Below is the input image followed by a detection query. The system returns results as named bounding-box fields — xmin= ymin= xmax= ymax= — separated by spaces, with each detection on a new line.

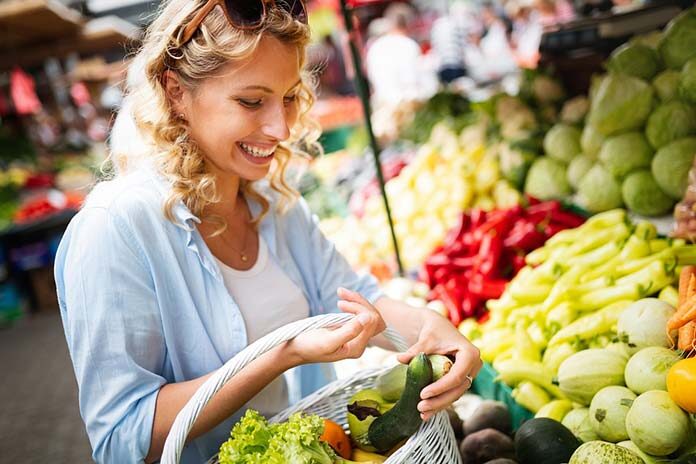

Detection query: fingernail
xmin=421 ymin=390 xmax=431 ymax=399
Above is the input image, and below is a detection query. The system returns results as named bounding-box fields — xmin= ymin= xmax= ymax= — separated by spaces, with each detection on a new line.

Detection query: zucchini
xmin=375 ymin=355 xmax=451 ymax=402
xmin=367 ymin=353 xmax=433 ymax=452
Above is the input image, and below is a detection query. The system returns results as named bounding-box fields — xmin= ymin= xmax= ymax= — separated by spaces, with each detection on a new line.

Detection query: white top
xmin=366 ymin=33 xmax=431 ymax=105
xmin=214 ymin=235 xmax=311 ymax=418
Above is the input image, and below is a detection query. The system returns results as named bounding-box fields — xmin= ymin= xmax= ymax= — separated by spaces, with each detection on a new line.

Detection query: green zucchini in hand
xmin=358 ymin=353 xmax=433 ymax=452
xmin=375 ymin=354 xmax=452 ymax=402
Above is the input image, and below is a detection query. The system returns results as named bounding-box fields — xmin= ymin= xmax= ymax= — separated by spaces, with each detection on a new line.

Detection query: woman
xmin=54 ymin=1 xmax=482 ymax=462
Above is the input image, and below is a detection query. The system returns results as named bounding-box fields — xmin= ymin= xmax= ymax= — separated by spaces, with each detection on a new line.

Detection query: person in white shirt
xmin=365 ymin=4 xmax=430 ymax=106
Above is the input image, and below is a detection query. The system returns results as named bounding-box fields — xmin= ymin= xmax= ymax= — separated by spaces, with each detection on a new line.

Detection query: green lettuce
xmin=218 ymin=410 xmax=338 ymax=464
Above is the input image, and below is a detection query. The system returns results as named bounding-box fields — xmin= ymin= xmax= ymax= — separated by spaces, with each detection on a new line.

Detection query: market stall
xmin=278 ymin=3 xmax=696 ymax=462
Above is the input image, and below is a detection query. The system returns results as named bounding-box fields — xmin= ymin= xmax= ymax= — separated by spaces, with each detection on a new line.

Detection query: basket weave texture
xmin=161 ymin=313 xmax=462 ymax=464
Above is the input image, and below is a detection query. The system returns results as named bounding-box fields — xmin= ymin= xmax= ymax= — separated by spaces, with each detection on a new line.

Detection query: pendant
xmin=240 ymin=253 xmax=248 ymax=263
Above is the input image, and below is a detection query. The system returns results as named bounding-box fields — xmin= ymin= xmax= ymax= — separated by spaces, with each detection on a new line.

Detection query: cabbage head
xmin=651 ymin=137 xmax=696 ymax=199
xmin=580 ymin=124 xmax=605 ymax=159
xmin=679 ymin=57 xmax=696 ymax=103
xmin=588 ymin=73 xmax=654 ymax=136
xmin=653 ymin=70 xmax=681 ymax=101
xmin=607 ymin=43 xmax=662 ymax=80
xmin=499 ymin=142 xmax=537 ymax=189
xmin=560 ymin=96 xmax=590 ymax=124
xmin=598 ymin=132 xmax=653 ymax=179
xmin=524 ymin=157 xmax=571 ymax=201
xmin=622 ymin=170 xmax=675 ymax=216
xmin=645 ymin=101 xmax=696 ymax=149
xmin=567 ymin=154 xmax=594 ymax=190
xmin=576 ymin=165 xmax=624 ymax=212
xmin=544 ymin=124 xmax=582 ymax=162
xmin=658 ymin=8 xmax=696 ymax=69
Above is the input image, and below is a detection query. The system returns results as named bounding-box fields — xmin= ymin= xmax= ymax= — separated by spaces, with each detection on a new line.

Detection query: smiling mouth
xmin=237 ymin=142 xmax=276 ymax=165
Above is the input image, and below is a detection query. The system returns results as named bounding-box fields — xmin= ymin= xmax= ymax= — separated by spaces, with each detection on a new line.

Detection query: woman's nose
xmin=261 ymin=104 xmax=291 ymax=141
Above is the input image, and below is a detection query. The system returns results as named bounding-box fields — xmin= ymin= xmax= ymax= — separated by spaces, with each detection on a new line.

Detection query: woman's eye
xmin=283 ymin=94 xmax=298 ymax=105
xmin=238 ymin=98 xmax=262 ymax=108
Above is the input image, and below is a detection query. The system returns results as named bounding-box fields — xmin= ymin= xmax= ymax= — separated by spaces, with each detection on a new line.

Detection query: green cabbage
xmin=499 ymin=142 xmax=537 ymax=189
xmin=679 ymin=57 xmax=696 ymax=103
xmin=607 ymin=43 xmax=662 ymax=80
xmin=587 ymin=73 xmax=654 ymax=136
xmin=645 ymin=101 xmax=696 ymax=148
xmin=658 ymin=8 xmax=696 ymax=69
xmin=653 ymin=70 xmax=681 ymax=101
xmin=581 ymin=125 xmax=605 ymax=159
xmin=576 ymin=165 xmax=624 ymax=213
xmin=630 ymin=30 xmax=663 ymax=50
xmin=598 ymin=132 xmax=653 ymax=179
xmin=621 ymin=170 xmax=675 ymax=217
xmin=561 ymin=96 xmax=590 ymax=125
xmin=544 ymin=124 xmax=582 ymax=162
xmin=567 ymin=154 xmax=594 ymax=190
xmin=524 ymin=157 xmax=571 ymax=200
xmin=651 ymin=137 xmax=696 ymax=199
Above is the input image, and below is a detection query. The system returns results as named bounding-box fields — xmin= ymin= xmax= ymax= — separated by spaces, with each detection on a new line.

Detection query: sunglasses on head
xmin=179 ymin=0 xmax=308 ymax=46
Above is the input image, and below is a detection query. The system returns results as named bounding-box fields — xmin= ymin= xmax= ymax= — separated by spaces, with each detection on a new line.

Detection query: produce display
xmin=461 ymin=210 xmax=694 ymax=365
xmin=323 ymin=126 xmax=521 ymax=269
xmin=516 ymin=9 xmax=696 ymax=217
xmin=420 ymin=200 xmax=585 ymax=325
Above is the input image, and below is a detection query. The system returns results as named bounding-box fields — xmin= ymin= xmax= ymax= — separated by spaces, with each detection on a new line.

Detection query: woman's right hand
xmin=284 ymin=287 xmax=386 ymax=365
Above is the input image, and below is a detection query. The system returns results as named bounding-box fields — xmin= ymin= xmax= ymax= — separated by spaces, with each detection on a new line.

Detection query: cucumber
xmin=375 ymin=355 xmax=451 ymax=402
xmin=367 ymin=353 xmax=433 ymax=452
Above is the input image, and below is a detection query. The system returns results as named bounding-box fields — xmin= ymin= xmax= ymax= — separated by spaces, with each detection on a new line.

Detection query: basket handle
xmin=161 ymin=313 xmax=409 ymax=463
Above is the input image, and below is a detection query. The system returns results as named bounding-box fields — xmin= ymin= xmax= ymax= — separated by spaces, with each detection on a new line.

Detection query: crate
xmin=471 ymin=362 xmax=534 ymax=431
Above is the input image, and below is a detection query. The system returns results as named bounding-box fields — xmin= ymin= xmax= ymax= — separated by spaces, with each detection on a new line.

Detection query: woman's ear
xmin=163 ymin=70 xmax=187 ymax=117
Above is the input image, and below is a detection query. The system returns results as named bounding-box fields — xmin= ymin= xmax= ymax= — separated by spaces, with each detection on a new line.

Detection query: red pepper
xmin=504 ymin=220 xmax=546 ymax=251
xmin=451 ymin=256 xmax=475 ymax=269
xmin=548 ymin=210 xmax=585 ymax=228
xmin=526 ymin=200 xmax=562 ymax=216
xmin=460 ymin=293 xmax=481 ymax=319
xmin=475 ymin=232 xmax=504 ymax=278
xmin=468 ymin=274 xmax=508 ymax=299
xmin=435 ymin=283 xmax=463 ymax=326
xmin=474 ymin=208 xmax=518 ymax=240
xmin=470 ymin=209 xmax=486 ymax=229
xmin=543 ymin=222 xmax=567 ymax=238
xmin=512 ymin=253 xmax=527 ymax=274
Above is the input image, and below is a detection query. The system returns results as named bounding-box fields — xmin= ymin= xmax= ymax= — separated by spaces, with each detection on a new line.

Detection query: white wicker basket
xmin=161 ymin=313 xmax=462 ymax=464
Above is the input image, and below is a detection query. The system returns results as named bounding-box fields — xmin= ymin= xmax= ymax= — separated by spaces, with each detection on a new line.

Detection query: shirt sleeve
xmin=54 ymin=206 xmax=165 ymax=463
xmin=295 ymin=197 xmax=383 ymax=314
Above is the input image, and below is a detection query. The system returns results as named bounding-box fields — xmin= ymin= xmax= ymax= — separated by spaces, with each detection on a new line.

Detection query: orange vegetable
xmin=668 ymin=268 xmax=696 ymax=344
xmin=678 ymin=322 xmax=696 ymax=355
xmin=320 ymin=418 xmax=351 ymax=459
xmin=667 ymin=357 xmax=696 ymax=413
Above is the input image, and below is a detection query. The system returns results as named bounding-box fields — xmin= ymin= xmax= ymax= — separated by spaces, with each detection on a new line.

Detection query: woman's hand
xmin=397 ymin=311 xmax=482 ymax=421
xmin=284 ymin=287 xmax=386 ymax=365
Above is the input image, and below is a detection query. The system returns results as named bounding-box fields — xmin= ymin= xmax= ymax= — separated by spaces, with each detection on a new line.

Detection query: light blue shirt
xmin=54 ymin=168 xmax=382 ymax=463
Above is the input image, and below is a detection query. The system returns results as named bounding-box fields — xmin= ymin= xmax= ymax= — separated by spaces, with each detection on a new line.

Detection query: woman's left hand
xmin=397 ymin=312 xmax=483 ymax=421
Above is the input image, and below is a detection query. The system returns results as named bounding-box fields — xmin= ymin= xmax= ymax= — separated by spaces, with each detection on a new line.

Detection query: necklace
xmin=219 ymin=207 xmax=252 ymax=263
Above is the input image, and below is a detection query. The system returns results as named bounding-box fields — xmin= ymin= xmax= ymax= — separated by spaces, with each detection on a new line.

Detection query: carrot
xmin=678 ymin=321 xmax=696 ymax=354
xmin=668 ymin=294 xmax=696 ymax=331
xmin=679 ymin=266 xmax=695 ymax=306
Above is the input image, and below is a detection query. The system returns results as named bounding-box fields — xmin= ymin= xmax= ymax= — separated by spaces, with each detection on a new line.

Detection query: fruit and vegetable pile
xmin=512 ymin=8 xmax=696 ymax=219
xmin=420 ymin=200 xmax=585 ymax=325
xmin=217 ymin=353 xmax=455 ymax=463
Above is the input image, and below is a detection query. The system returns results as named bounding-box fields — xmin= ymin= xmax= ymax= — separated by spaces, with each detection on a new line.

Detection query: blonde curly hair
xmin=122 ymin=0 xmax=321 ymax=230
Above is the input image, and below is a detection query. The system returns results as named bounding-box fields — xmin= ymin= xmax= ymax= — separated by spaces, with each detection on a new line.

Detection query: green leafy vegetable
xmin=607 ymin=43 xmax=662 ymax=80
xmin=587 ymin=73 xmax=654 ymax=136
xmin=218 ymin=410 xmax=337 ymax=464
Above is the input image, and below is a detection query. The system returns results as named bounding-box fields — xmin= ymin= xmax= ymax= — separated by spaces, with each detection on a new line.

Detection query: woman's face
xmin=178 ymin=35 xmax=302 ymax=182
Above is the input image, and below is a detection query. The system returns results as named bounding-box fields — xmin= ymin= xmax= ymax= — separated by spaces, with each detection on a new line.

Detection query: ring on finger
xmin=464 ymin=374 xmax=474 ymax=388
